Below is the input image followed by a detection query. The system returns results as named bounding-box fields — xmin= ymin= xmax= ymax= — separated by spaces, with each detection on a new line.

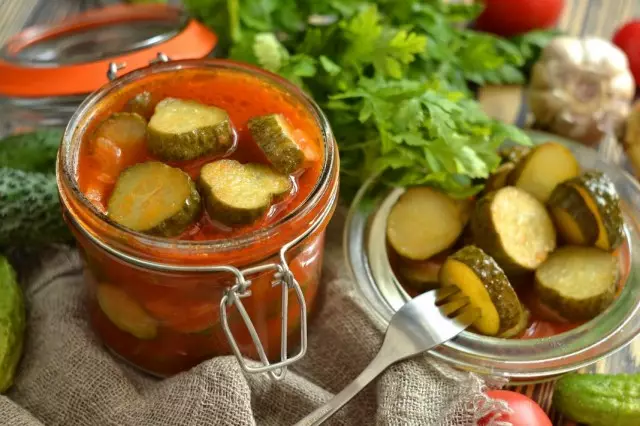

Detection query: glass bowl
xmin=344 ymin=130 xmax=640 ymax=384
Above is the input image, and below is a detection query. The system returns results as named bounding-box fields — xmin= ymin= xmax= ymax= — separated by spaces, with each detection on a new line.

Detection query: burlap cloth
xmin=0 ymin=211 xmax=506 ymax=425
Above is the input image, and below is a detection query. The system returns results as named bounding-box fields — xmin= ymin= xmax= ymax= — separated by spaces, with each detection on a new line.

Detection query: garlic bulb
xmin=529 ymin=36 xmax=635 ymax=145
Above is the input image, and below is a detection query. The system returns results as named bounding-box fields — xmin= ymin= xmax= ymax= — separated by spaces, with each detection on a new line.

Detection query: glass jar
xmin=56 ymin=60 xmax=339 ymax=378
xmin=0 ymin=4 xmax=217 ymax=137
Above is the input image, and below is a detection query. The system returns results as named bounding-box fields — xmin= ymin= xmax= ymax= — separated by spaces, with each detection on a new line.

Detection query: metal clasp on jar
xmin=106 ymin=52 xmax=171 ymax=81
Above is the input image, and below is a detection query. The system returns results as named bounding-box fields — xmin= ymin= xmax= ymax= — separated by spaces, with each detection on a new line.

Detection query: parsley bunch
xmin=185 ymin=0 xmax=534 ymax=198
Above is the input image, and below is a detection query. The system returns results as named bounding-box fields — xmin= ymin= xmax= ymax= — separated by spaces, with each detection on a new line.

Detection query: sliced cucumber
xmin=97 ymin=284 xmax=158 ymax=340
xmin=548 ymin=182 xmax=599 ymax=246
xmin=387 ymin=187 xmax=464 ymax=261
xmin=472 ymin=186 xmax=556 ymax=274
xmin=535 ymin=246 xmax=619 ymax=321
xmin=508 ymin=142 xmax=580 ymax=203
xmin=552 ymin=172 xmax=624 ymax=251
xmin=92 ymin=112 xmax=147 ymax=153
xmin=439 ymin=245 xmax=523 ymax=336
xmin=147 ymin=98 xmax=234 ymax=161
xmin=125 ymin=91 xmax=155 ymax=119
xmin=199 ymin=159 xmax=292 ymax=226
xmin=248 ymin=114 xmax=312 ymax=174
xmin=485 ymin=162 xmax=515 ymax=192
xmin=498 ymin=306 xmax=529 ymax=338
xmin=396 ymin=253 xmax=447 ymax=293
xmin=107 ymin=162 xmax=201 ymax=236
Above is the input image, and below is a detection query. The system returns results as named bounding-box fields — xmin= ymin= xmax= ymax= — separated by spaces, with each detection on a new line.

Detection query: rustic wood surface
xmin=1 ymin=1 xmax=639 ymax=425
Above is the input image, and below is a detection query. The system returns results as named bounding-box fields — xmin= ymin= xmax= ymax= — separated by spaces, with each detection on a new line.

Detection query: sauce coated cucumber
xmin=147 ymin=98 xmax=235 ymax=161
xmin=107 ymin=162 xmax=201 ymax=237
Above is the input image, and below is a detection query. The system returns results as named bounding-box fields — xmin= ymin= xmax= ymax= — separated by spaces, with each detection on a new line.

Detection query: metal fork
xmin=294 ymin=286 xmax=479 ymax=426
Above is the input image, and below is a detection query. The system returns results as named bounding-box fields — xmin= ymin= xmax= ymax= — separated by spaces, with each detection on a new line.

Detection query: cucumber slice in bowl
xmin=386 ymin=187 xmax=465 ymax=261
xmin=549 ymin=172 xmax=624 ymax=252
xmin=472 ymin=186 xmax=556 ymax=274
xmin=535 ymin=246 xmax=619 ymax=321
xmin=248 ymin=114 xmax=314 ymax=174
xmin=147 ymin=98 xmax=235 ymax=161
xmin=92 ymin=112 xmax=147 ymax=152
xmin=199 ymin=159 xmax=292 ymax=226
xmin=508 ymin=141 xmax=581 ymax=203
xmin=107 ymin=162 xmax=202 ymax=237
xmin=439 ymin=246 xmax=524 ymax=336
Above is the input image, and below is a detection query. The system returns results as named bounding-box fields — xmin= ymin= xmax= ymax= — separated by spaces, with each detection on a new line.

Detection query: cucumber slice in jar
xmin=248 ymin=114 xmax=311 ymax=174
xmin=547 ymin=182 xmax=599 ymax=246
xmin=484 ymin=162 xmax=516 ymax=192
xmin=199 ymin=159 xmax=292 ymax=226
xmin=107 ymin=162 xmax=201 ymax=237
xmin=147 ymin=98 xmax=234 ymax=161
xmin=396 ymin=253 xmax=448 ymax=293
xmin=499 ymin=145 xmax=531 ymax=164
xmin=535 ymin=246 xmax=619 ymax=321
xmin=92 ymin=112 xmax=147 ymax=152
xmin=549 ymin=172 xmax=624 ymax=251
xmin=498 ymin=306 xmax=530 ymax=338
xmin=439 ymin=246 xmax=523 ymax=336
xmin=386 ymin=187 xmax=465 ymax=261
xmin=508 ymin=142 xmax=581 ymax=203
xmin=125 ymin=91 xmax=155 ymax=120
xmin=471 ymin=186 xmax=556 ymax=274
xmin=97 ymin=284 xmax=158 ymax=340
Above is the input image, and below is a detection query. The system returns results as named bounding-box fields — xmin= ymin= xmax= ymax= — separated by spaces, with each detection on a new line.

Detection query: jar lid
xmin=0 ymin=4 xmax=217 ymax=98
xmin=344 ymin=130 xmax=640 ymax=383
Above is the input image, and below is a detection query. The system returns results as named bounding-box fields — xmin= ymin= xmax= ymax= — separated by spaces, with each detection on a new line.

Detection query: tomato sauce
xmin=77 ymin=67 xmax=323 ymax=240
xmin=66 ymin=65 xmax=337 ymax=376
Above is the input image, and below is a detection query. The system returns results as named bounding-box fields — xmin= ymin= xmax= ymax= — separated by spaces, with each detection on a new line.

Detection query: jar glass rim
xmin=58 ymin=59 xmax=337 ymax=256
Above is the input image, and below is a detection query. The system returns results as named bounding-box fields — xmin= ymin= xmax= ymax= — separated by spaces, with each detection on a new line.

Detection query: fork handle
xmin=293 ymin=352 xmax=392 ymax=426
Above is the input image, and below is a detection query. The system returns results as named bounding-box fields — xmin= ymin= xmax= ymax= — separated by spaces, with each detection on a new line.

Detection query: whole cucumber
xmin=553 ymin=373 xmax=640 ymax=426
xmin=0 ymin=168 xmax=71 ymax=247
xmin=0 ymin=255 xmax=25 ymax=393
xmin=0 ymin=129 xmax=62 ymax=174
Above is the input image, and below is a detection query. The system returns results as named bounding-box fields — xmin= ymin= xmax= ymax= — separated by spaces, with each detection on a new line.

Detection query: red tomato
xmin=479 ymin=390 xmax=552 ymax=426
xmin=475 ymin=0 xmax=565 ymax=37
xmin=613 ymin=20 xmax=640 ymax=86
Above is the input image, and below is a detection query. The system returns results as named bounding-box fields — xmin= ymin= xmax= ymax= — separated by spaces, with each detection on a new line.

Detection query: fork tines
xmin=434 ymin=286 xmax=480 ymax=326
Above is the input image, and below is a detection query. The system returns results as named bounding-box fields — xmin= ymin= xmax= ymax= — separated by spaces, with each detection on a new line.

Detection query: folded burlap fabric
xmin=0 ymin=212 xmax=506 ymax=426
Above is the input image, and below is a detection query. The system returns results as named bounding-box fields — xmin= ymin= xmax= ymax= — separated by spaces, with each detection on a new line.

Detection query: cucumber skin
xmin=484 ymin=162 xmax=514 ymax=193
xmin=0 ymin=129 xmax=62 ymax=174
xmin=548 ymin=182 xmax=599 ymax=245
xmin=0 ymin=168 xmax=71 ymax=247
xmin=248 ymin=115 xmax=305 ymax=174
xmin=108 ymin=163 xmax=202 ymax=237
xmin=499 ymin=145 xmax=531 ymax=165
xmin=147 ymin=120 xmax=234 ymax=161
xmin=199 ymin=182 xmax=268 ymax=226
xmin=554 ymin=373 xmax=640 ymax=426
xmin=125 ymin=92 xmax=154 ymax=120
xmin=570 ymin=171 xmax=624 ymax=251
xmin=147 ymin=180 xmax=202 ymax=237
xmin=0 ymin=256 xmax=25 ymax=393
xmin=445 ymin=246 xmax=523 ymax=335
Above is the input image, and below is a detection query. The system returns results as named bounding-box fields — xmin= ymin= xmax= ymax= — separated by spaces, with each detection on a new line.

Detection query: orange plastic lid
xmin=0 ymin=4 xmax=218 ymax=98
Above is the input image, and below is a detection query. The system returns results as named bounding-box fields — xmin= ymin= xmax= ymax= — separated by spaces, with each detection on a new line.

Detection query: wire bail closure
xmin=220 ymin=242 xmax=308 ymax=380
xmin=106 ymin=52 xmax=171 ymax=81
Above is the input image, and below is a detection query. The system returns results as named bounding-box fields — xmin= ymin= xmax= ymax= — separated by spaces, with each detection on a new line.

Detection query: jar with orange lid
xmin=0 ymin=4 xmax=217 ymax=136
xmin=56 ymin=59 xmax=339 ymax=377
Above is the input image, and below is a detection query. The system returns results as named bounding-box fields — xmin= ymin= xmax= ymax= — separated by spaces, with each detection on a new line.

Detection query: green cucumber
xmin=0 ymin=168 xmax=71 ymax=247
xmin=248 ymin=114 xmax=308 ymax=174
xmin=107 ymin=162 xmax=201 ymax=237
xmin=554 ymin=373 xmax=640 ymax=426
xmin=125 ymin=91 xmax=155 ymax=119
xmin=0 ymin=129 xmax=62 ymax=174
xmin=147 ymin=98 xmax=234 ymax=161
xmin=0 ymin=256 xmax=25 ymax=392
xmin=551 ymin=172 xmax=624 ymax=252
xmin=471 ymin=186 xmax=556 ymax=275
xmin=547 ymin=182 xmax=599 ymax=246
xmin=439 ymin=245 xmax=523 ymax=336
xmin=199 ymin=159 xmax=292 ymax=225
